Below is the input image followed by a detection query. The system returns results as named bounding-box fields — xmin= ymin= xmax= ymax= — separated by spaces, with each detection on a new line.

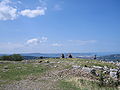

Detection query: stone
xmin=54 ymin=65 xmax=58 ymax=68
xmin=82 ymin=67 xmax=93 ymax=73
xmin=103 ymin=66 xmax=109 ymax=70
xmin=116 ymin=63 xmax=120 ymax=67
xmin=110 ymin=72 xmax=117 ymax=78
xmin=39 ymin=61 xmax=42 ymax=63
xmin=72 ymin=65 xmax=81 ymax=69
xmin=110 ymin=69 xmax=118 ymax=72
xmin=103 ymin=70 xmax=110 ymax=74
xmin=45 ymin=60 xmax=49 ymax=63
xmin=4 ymin=66 xmax=8 ymax=69
xmin=90 ymin=69 xmax=97 ymax=76
xmin=93 ymin=66 xmax=103 ymax=70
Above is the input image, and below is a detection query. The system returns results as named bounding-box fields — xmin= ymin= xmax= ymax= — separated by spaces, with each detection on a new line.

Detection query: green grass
xmin=44 ymin=58 xmax=117 ymax=68
xmin=59 ymin=80 xmax=81 ymax=90
xmin=0 ymin=62 xmax=47 ymax=85
xmin=0 ymin=58 xmax=119 ymax=89
xmin=59 ymin=77 xmax=119 ymax=90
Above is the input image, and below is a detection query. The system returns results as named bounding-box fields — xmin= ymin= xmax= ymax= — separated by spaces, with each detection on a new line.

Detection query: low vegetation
xmin=0 ymin=54 xmax=23 ymax=61
xmin=0 ymin=58 xmax=120 ymax=90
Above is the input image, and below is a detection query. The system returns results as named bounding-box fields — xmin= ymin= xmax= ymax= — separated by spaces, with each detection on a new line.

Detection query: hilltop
xmin=0 ymin=58 xmax=120 ymax=90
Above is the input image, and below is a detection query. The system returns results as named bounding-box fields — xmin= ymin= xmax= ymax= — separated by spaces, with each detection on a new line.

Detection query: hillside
xmin=0 ymin=58 xmax=120 ymax=90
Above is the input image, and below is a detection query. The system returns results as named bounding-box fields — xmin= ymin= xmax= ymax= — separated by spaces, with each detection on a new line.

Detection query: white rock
xmin=82 ymin=67 xmax=93 ymax=73
xmin=110 ymin=72 xmax=117 ymax=78
xmin=93 ymin=66 xmax=103 ymax=70
xmin=116 ymin=63 xmax=120 ymax=67
xmin=72 ymin=65 xmax=81 ymax=69
xmin=110 ymin=69 xmax=118 ymax=72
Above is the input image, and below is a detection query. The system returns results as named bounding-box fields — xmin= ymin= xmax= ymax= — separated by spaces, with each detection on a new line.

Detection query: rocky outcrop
xmin=72 ymin=65 xmax=120 ymax=80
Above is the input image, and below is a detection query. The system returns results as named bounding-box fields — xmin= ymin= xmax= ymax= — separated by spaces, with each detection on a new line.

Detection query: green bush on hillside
xmin=0 ymin=54 xmax=23 ymax=61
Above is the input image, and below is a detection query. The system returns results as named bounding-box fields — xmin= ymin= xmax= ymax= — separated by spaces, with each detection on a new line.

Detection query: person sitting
xmin=68 ymin=54 xmax=73 ymax=58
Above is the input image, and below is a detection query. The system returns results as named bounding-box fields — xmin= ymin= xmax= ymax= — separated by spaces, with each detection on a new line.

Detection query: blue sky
xmin=0 ymin=0 xmax=120 ymax=53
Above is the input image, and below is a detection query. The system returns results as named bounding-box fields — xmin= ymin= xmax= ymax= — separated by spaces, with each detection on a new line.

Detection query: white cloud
xmin=20 ymin=7 xmax=47 ymax=18
xmin=52 ymin=43 xmax=63 ymax=47
xmin=69 ymin=40 xmax=97 ymax=45
xmin=0 ymin=0 xmax=47 ymax=20
xmin=0 ymin=0 xmax=18 ymax=20
xmin=26 ymin=37 xmax=48 ymax=45
xmin=26 ymin=38 xmax=40 ymax=45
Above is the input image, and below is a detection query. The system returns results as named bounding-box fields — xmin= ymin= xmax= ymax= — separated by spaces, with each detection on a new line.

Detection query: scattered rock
xmin=103 ymin=70 xmax=110 ymax=74
xmin=72 ymin=65 xmax=81 ymax=69
xmin=45 ymin=60 xmax=49 ymax=63
xmin=16 ymin=67 xmax=22 ymax=69
xmin=57 ymin=62 xmax=61 ymax=63
xmin=110 ymin=69 xmax=118 ymax=72
xmin=82 ymin=67 xmax=93 ymax=73
xmin=54 ymin=66 xmax=58 ymax=68
xmin=110 ymin=72 xmax=117 ymax=79
xmin=93 ymin=66 xmax=103 ymax=70
xmin=4 ymin=66 xmax=8 ymax=69
xmin=103 ymin=66 xmax=109 ymax=71
xmin=39 ymin=61 xmax=42 ymax=63
xmin=90 ymin=69 xmax=97 ymax=76
xmin=116 ymin=63 xmax=120 ymax=67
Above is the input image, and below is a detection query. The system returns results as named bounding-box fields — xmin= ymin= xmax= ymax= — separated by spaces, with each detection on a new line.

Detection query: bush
xmin=11 ymin=54 xmax=23 ymax=61
xmin=0 ymin=54 xmax=23 ymax=61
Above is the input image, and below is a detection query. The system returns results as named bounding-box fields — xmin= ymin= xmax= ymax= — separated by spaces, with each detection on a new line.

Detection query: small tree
xmin=11 ymin=54 xmax=23 ymax=61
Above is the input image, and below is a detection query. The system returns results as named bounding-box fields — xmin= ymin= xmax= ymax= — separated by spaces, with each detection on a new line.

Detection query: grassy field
xmin=0 ymin=58 xmax=119 ymax=90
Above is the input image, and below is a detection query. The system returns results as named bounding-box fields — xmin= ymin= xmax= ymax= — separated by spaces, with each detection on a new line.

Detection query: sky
xmin=0 ymin=0 xmax=120 ymax=53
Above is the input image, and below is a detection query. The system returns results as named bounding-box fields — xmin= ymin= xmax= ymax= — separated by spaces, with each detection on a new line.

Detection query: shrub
xmin=0 ymin=54 xmax=23 ymax=61
xmin=11 ymin=54 xmax=23 ymax=61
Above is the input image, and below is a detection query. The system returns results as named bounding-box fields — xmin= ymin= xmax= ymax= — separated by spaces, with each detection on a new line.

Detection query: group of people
xmin=61 ymin=53 xmax=73 ymax=58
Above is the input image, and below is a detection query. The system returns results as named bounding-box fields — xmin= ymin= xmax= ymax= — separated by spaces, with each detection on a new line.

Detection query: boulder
xmin=91 ymin=69 xmax=97 ymax=76
xmin=93 ymin=66 xmax=103 ymax=70
xmin=39 ymin=61 xmax=42 ymax=63
xmin=4 ymin=66 xmax=8 ymax=69
xmin=103 ymin=66 xmax=109 ymax=71
xmin=103 ymin=70 xmax=110 ymax=74
xmin=110 ymin=69 xmax=118 ymax=72
xmin=82 ymin=67 xmax=93 ymax=73
xmin=116 ymin=63 xmax=120 ymax=67
xmin=45 ymin=60 xmax=49 ymax=63
xmin=110 ymin=72 xmax=117 ymax=79
xmin=72 ymin=65 xmax=81 ymax=69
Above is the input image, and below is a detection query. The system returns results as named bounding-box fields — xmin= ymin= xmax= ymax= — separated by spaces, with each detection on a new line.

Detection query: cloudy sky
xmin=0 ymin=0 xmax=120 ymax=53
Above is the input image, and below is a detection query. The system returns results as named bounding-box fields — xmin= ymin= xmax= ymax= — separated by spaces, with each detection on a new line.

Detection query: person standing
xmin=61 ymin=54 xmax=65 ymax=58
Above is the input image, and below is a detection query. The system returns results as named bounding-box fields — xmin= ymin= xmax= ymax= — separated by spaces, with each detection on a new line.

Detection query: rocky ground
xmin=0 ymin=58 xmax=120 ymax=90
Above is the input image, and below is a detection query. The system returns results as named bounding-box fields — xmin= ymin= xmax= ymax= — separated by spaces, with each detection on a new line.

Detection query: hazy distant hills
xmin=20 ymin=53 xmax=60 ymax=57
xmin=98 ymin=54 xmax=120 ymax=62
xmin=18 ymin=53 xmax=120 ymax=61
xmin=0 ymin=53 xmax=120 ymax=61
xmin=0 ymin=54 xmax=8 ymax=56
